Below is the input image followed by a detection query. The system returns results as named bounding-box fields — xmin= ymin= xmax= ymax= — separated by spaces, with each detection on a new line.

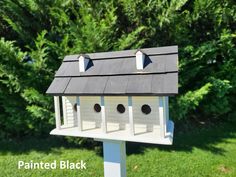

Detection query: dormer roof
xmin=78 ymin=54 xmax=90 ymax=72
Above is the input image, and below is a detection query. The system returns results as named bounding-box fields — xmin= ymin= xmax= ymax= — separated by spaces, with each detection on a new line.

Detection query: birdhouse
xmin=46 ymin=46 xmax=178 ymax=145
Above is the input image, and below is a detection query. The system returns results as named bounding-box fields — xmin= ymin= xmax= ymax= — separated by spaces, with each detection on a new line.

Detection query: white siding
xmin=80 ymin=96 xmax=102 ymax=129
xmin=64 ymin=96 xmax=77 ymax=127
xmin=104 ymin=97 xmax=129 ymax=124
xmin=51 ymin=95 xmax=173 ymax=144
xmin=132 ymin=96 xmax=159 ymax=125
xmin=132 ymin=96 xmax=159 ymax=133
xmin=105 ymin=96 xmax=129 ymax=131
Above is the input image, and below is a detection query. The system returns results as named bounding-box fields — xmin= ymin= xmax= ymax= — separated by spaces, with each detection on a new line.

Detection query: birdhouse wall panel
xmin=80 ymin=96 xmax=102 ymax=127
xmin=64 ymin=96 xmax=77 ymax=127
xmin=104 ymin=96 xmax=129 ymax=124
xmin=132 ymin=96 xmax=159 ymax=125
xmin=66 ymin=110 xmax=74 ymax=114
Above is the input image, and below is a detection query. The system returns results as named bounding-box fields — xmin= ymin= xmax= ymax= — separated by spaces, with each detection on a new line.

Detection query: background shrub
xmin=0 ymin=0 xmax=235 ymax=138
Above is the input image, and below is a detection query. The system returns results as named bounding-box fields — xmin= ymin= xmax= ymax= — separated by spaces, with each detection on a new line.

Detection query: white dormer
xmin=79 ymin=55 xmax=90 ymax=72
xmin=135 ymin=50 xmax=146 ymax=70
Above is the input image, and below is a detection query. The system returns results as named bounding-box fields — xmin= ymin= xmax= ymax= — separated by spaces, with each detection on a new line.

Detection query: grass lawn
xmin=0 ymin=120 xmax=236 ymax=177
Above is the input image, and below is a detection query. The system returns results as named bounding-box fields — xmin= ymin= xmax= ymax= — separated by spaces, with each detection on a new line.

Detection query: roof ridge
xmin=63 ymin=46 xmax=178 ymax=61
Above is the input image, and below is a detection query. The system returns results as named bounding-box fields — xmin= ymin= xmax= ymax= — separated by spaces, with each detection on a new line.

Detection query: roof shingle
xmin=46 ymin=46 xmax=178 ymax=96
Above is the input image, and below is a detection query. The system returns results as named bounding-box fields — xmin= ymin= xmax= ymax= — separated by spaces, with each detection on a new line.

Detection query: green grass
xmin=0 ymin=120 xmax=236 ymax=177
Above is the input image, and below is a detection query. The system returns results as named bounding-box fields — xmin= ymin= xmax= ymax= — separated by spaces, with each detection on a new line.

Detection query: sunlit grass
xmin=0 ymin=120 xmax=236 ymax=177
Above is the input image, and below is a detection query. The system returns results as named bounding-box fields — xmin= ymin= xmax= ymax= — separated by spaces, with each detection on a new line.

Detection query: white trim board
xmin=50 ymin=120 xmax=174 ymax=145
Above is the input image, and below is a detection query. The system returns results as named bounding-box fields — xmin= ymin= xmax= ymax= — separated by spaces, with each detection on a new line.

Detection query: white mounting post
xmin=103 ymin=140 xmax=126 ymax=177
xmin=76 ymin=96 xmax=82 ymax=131
xmin=54 ymin=96 xmax=61 ymax=130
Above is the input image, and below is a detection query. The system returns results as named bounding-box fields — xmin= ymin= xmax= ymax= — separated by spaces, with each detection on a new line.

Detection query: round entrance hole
xmin=117 ymin=104 xmax=125 ymax=113
xmin=94 ymin=103 xmax=101 ymax=113
xmin=141 ymin=104 xmax=151 ymax=115
xmin=73 ymin=103 xmax=77 ymax=112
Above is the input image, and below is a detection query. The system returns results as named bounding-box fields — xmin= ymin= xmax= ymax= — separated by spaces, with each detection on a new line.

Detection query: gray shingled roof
xmin=46 ymin=46 xmax=178 ymax=96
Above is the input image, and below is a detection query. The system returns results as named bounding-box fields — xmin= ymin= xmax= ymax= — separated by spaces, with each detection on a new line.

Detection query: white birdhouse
xmin=47 ymin=46 xmax=178 ymax=145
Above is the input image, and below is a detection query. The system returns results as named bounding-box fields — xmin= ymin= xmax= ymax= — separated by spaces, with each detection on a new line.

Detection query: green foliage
xmin=172 ymin=77 xmax=232 ymax=120
xmin=0 ymin=35 xmax=55 ymax=138
xmin=0 ymin=38 xmax=24 ymax=92
xmin=115 ymin=26 xmax=147 ymax=50
xmin=172 ymin=83 xmax=212 ymax=120
xmin=0 ymin=38 xmax=28 ymax=137
xmin=201 ymin=78 xmax=232 ymax=118
xmin=0 ymin=0 xmax=235 ymax=137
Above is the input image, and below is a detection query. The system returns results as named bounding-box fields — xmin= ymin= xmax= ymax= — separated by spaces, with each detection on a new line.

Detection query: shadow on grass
xmin=126 ymin=119 xmax=236 ymax=156
xmin=1 ymin=120 xmax=235 ymax=156
xmin=0 ymin=136 xmax=100 ymax=155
